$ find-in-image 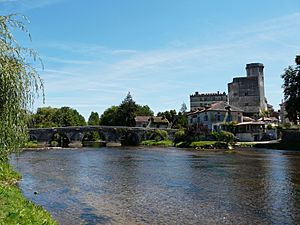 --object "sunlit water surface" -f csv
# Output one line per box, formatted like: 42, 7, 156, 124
10, 147, 300, 224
